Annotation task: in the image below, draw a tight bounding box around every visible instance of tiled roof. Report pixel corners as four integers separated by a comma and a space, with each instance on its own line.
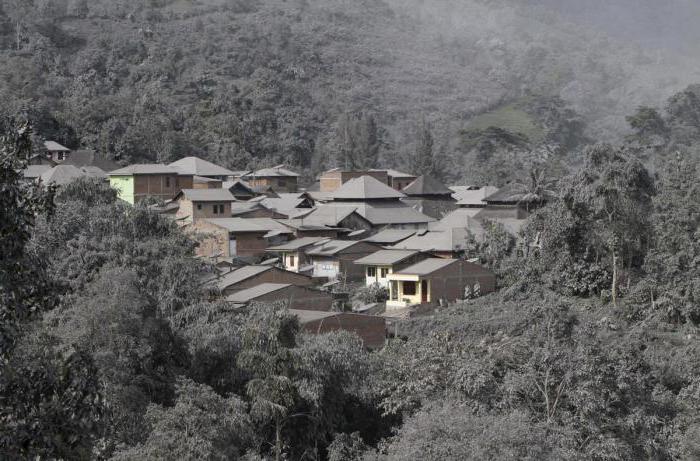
331, 175, 405, 200
169, 156, 236, 176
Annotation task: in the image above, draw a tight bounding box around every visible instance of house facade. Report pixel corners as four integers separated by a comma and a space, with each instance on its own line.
191, 218, 292, 259
306, 240, 381, 280
266, 237, 327, 273
174, 189, 236, 223
353, 249, 429, 288
108, 165, 193, 204
243, 166, 299, 193
386, 258, 496, 310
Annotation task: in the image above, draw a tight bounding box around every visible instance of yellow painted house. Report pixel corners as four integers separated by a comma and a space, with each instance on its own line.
353, 249, 428, 288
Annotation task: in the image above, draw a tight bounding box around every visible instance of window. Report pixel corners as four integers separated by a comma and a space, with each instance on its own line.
219, 204, 225, 214
213, 204, 225, 214
403, 281, 417, 296
390, 281, 398, 300
197, 204, 202, 211
367, 267, 376, 277
165, 176, 171, 188
288, 255, 296, 266
380, 268, 389, 278
278, 179, 287, 187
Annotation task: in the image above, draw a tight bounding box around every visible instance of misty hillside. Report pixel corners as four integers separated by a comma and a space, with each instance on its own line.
1, 0, 699, 178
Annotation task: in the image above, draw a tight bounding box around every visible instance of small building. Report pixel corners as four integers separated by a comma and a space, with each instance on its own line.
208, 265, 314, 297
305, 240, 382, 280
191, 217, 293, 259
451, 185, 499, 208
108, 164, 193, 204
62, 149, 120, 172
226, 283, 333, 311
173, 188, 236, 223
290, 309, 387, 349
386, 258, 495, 310
319, 168, 389, 193
230, 202, 285, 219
353, 249, 430, 287
372, 169, 417, 191
261, 193, 314, 217
266, 237, 329, 273
281, 205, 372, 234
169, 156, 236, 181
362, 229, 416, 246
401, 175, 457, 219
44, 140, 71, 163
243, 166, 299, 193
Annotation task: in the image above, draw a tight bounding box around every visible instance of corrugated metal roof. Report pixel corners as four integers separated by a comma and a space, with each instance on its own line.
169, 156, 236, 176
363, 229, 416, 244
306, 239, 363, 256
391, 228, 472, 252
289, 309, 338, 324
331, 176, 405, 200
353, 202, 434, 225
267, 237, 327, 252
44, 140, 69, 151
213, 265, 272, 290
204, 218, 293, 234
225, 283, 291, 302
247, 166, 300, 177
108, 164, 180, 175
354, 249, 420, 266
39, 165, 90, 185
453, 185, 499, 206
177, 188, 236, 202
394, 258, 457, 275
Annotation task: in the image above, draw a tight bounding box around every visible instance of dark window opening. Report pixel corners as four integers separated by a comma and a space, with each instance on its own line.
367, 267, 376, 277
403, 281, 417, 296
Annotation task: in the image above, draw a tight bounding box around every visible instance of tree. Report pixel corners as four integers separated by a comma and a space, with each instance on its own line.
337, 112, 382, 170
410, 119, 443, 178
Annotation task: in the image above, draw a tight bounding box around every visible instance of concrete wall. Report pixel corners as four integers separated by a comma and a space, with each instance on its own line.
110, 175, 135, 204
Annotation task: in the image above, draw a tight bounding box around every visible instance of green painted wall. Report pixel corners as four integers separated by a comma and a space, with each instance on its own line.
109, 175, 135, 204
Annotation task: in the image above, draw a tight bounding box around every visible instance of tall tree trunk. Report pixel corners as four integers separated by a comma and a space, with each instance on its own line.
16, 21, 21, 50
275, 417, 282, 461
611, 248, 618, 307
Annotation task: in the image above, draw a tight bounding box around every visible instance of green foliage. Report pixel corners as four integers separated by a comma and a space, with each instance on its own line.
112, 377, 254, 461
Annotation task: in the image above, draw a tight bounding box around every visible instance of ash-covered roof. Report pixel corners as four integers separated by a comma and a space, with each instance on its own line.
169, 156, 236, 177
394, 258, 457, 275
109, 164, 180, 176
331, 176, 405, 200
354, 249, 420, 266
402, 175, 453, 196
225, 283, 292, 303
176, 188, 236, 202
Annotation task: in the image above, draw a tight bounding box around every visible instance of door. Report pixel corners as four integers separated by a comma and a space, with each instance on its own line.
421, 280, 428, 303
229, 236, 237, 256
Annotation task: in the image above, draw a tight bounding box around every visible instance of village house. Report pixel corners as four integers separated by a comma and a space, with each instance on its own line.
230, 201, 286, 219
305, 239, 382, 280
353, 249, 430, 288
243, 166, 300, 193
391, 228, 474, 259
173, 188, 236, 223
191, 217, 293, 259
451, 185, 499, 208
290, 309, 387, 349
266, 237, 328, 273
208, 265, 314, 297
318, 168, 389, 193
325, 175, 435, 230
108, 164, 193, 204
226, 283, 333, 311
401, 175, 457, 219
224, 180, 257, 200
261, 192, 314, 217
386, 258, 496, 310
169, 156, 236, 181
282, 205, 373, 233
44, 140, 71, 163
62, 149, 121, 172
193, 176, 223, 189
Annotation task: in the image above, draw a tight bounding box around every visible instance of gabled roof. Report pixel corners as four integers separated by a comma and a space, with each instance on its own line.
261, 195, 312, 215
331, 175, 405, 200
44, 140, 69, 152
306, 239, 368, 256
230, 201, 265, 216
267, 237, 328, 252
391, 228, 473, 253
175, 188, 236, 202
452, 185, 499, 206
193, 175, 222, 184
394, 258, 457, 275
224, 180, 256, 195
354, 249, 421, 266
225, 283, 293, 303
211, 265, 272, 290
286, 204, 363, 228
430, 209, 482, 231
246, 165, 300, 177
108, 164, 180, 176
204, 218, 293, 234
63, 150, 120, 171
169, 156, 236, 177
363, 229, 416, 244
351, 202, 434, 225
402, 175, 453, 196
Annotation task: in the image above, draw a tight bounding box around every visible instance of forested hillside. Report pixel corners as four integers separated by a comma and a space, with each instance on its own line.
1, 0, 699, 184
